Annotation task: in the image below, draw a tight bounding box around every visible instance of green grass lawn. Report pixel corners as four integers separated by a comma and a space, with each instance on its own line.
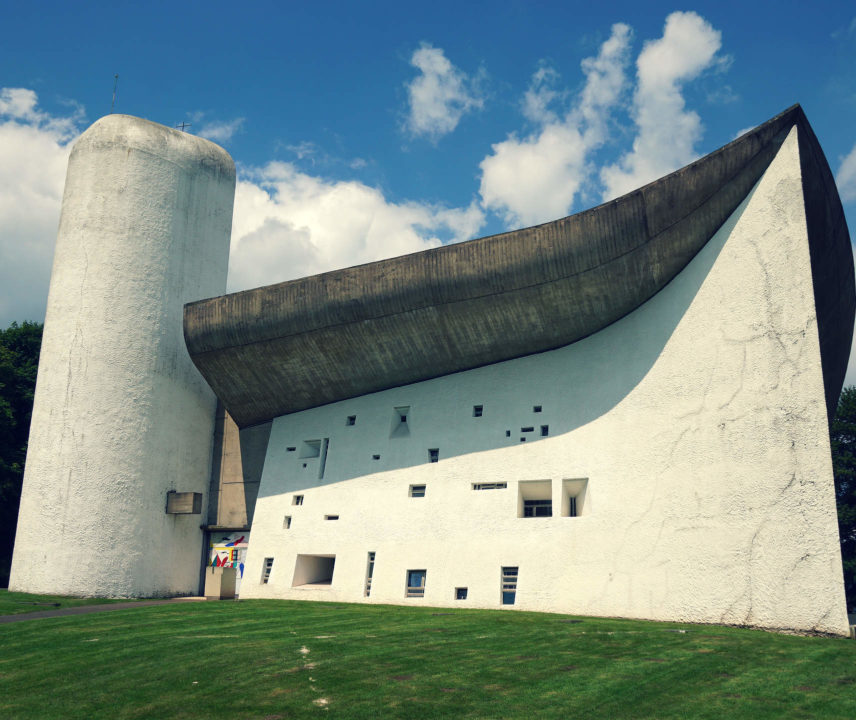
1, 599, 854, 720
0, 589, 144, 615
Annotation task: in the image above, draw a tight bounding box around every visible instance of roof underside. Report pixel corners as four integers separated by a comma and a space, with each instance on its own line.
184, 105, 854, 428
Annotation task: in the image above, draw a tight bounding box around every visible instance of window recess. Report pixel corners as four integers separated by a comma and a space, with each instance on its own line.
501, 566, 518, 605
409, 484, 426, 498
406, 569, 427, 598
518, 480, 552, 518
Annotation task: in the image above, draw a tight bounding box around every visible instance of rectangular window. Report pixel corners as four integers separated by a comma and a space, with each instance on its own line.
391, 406, 410, 438
347, 415, 356, 426
286, 446, 296, 452
456, 587, 468, 600
533, 405, 542, 413
261, 557, 274, 584
501, 566, 518, 605
428, 448, 439, 463
406, 569, 427, 598
472, 482, 507, 490
540, 425, 549, 437
473, 405, 483, 417
325, 514, 339, 520
293, 495, 304, 506
409, 484, 426, 498
521, 426, 534, 433
318, 438, 329, 480
562, 478, 588, 517
365, 552, 375, 597
523, 499, 552, 517
300, 440, 321, 458
292, 554, 335, 587
283, 515, 292, 529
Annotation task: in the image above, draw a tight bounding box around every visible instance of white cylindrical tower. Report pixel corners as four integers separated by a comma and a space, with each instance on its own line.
9, 115, 235, 597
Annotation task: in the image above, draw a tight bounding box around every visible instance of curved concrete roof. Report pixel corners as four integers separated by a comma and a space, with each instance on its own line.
185, 105, 854, 428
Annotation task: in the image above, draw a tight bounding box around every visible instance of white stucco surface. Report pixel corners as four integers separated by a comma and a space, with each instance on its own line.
10, 115, 235, 597
242, 127, 849, 635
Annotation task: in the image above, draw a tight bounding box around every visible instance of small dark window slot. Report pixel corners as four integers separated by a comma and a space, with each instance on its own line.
428, 448, 439, 463
473, 405, 483, 417
286, 447, 296, 452
540, 425, 549, 437
346, 415, 356, 426
533, 405, 542, 413
456, 587, 468, 600
520, 437, 526, 442
325, 515, 339, 521
505, 430, 511, 437
521, 427, 534, 433
372, 454, 381, 460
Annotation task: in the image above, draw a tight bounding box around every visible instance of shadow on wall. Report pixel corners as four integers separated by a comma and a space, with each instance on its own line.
255, 188, 746, 500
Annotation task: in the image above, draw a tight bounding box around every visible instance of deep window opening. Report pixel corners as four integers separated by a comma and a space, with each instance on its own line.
473, 405, 483, 417
292, 554, 335, 587
346, 415, 356, 426
502, 566, 518, 605
518, 480, 551, 518
562, 478, 588, 517
541, 425, 549, 437
473, 482, 507, 490
283, 515, 292, 529
406, 569, 427, 598
456, 587, 468, 600
286, 446, 296, 452
409, 484, 426, 498
293, 495, 304, 506
372, 454, 381, 460
391, 406, 411, 438
533, 405, 542, 413
428, 448, 439, 463
261, 557, 274, 584
325, 514, 339, 520
365, 552, 375, 597
300, 440, 321, 459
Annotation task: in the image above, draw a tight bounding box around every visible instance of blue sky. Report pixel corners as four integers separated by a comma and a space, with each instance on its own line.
2, 1, 855, 375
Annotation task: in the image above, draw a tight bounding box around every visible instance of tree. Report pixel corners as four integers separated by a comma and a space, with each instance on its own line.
0, 321, 42, 588
830, 385, 856, 611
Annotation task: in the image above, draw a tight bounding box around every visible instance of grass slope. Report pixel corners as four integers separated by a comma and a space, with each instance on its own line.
0, 589, 144, 615
1, 599, 854, 719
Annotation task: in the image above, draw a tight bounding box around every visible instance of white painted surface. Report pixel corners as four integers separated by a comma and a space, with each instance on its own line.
242, 127, 849, 635
10, 115, 235, 597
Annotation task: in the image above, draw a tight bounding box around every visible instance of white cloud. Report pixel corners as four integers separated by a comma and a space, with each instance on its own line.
227, 162, 484, 292
479, 23, 632, 227
600, 11, 723, 200
837, 141, 856, 204
0, 89, 81, 325
404, 43, 484, 141
196, 117, 244, 143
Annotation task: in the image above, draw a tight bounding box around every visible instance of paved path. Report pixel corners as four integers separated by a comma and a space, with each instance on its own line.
0, 597, 207, 624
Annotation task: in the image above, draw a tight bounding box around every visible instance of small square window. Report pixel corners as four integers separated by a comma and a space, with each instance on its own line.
473, 405, 483, 417
455, 587, 468, 600
283, 515, 292, 529
409, 484, 426, 498
293, 495, 304, 506
533, 405, 542, 413
347, 415, 356, 426
406, 569, 426, 598
428, 448, 439, 463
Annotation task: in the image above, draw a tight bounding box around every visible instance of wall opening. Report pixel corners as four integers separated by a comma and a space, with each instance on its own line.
428, 448, 439, 463
409, 484, 426, 498
473, 405, 483, 417
473, 482, 507, 490
562, 478, 588, 517
456, 587, 468, 600
293, 495, 304, 506
533, 405, 542, 413
292, 554, 336, 587
540, 425, 549, 437
518, 480, 552, 518
501, 566, 518, 605
283, 515, 292, 529
347, 415, 356, 426
391, 406, 410, 438
300, 440, 321, 458
406, 569, 426, 597
261, 557, 274, 584
365, 552, 375, 597
318, 438, 329, 479
325, 514, 339, 520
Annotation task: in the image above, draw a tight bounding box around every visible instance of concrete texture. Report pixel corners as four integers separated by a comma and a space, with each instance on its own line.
184, 105, 853, 429
240, 126, 850, 635
10, 115, 235, 597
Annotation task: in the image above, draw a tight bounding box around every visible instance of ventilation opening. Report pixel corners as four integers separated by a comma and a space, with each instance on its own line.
365, 552, 376, 597
300, 440, 321, 458
283, 515, 292, 529
292, 554, 336, 587
473, 405, 483, 417
409, 484, 426, 498
562, 478, 588, 517
518, 480, 552, 518
406, 569, 426, 598
456, 587, 468, 600
501, 566, 518, 605
391, 406, 410, 438
428, 448, 439, 463
261, 557, 274, 584
346, 415, 356, 426
293, 495, 304, 506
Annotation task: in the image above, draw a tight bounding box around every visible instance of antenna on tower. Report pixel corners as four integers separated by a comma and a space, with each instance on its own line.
111, 74, 119, 113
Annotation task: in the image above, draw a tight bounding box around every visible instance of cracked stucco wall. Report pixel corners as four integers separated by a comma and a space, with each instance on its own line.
242, 126, 849, 635
9, 115, 234, 597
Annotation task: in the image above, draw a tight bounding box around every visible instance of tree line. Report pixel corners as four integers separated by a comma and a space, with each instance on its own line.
0, 320, 854, 609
